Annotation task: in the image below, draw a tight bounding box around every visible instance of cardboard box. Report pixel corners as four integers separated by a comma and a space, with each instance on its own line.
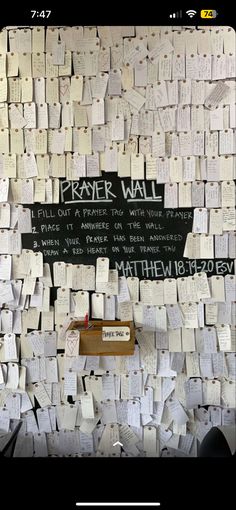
67, 320, 135, 356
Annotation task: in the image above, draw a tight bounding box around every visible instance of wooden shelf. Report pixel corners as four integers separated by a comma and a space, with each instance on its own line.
67, 320, 135, 356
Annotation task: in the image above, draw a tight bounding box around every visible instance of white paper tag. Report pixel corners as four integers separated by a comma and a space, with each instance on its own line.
205, 81, 230, 110
102, 326, 130, 341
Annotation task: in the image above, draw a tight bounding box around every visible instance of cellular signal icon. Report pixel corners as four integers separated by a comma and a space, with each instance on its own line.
169, 10, 182, 18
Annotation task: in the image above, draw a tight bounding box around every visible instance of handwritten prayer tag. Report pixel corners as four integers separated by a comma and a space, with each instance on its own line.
65, 330, 80, 356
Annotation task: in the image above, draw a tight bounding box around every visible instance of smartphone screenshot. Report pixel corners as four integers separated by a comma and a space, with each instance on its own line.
0, 4, 235, 509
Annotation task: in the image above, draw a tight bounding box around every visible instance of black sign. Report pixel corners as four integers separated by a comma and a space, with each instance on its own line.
23, 176, 234, 279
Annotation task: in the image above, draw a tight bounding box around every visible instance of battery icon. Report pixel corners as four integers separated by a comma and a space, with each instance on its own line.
200, 9, 218, 18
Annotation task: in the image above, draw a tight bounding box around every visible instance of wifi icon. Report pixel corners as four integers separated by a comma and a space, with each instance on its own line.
186, 9, 197, 17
